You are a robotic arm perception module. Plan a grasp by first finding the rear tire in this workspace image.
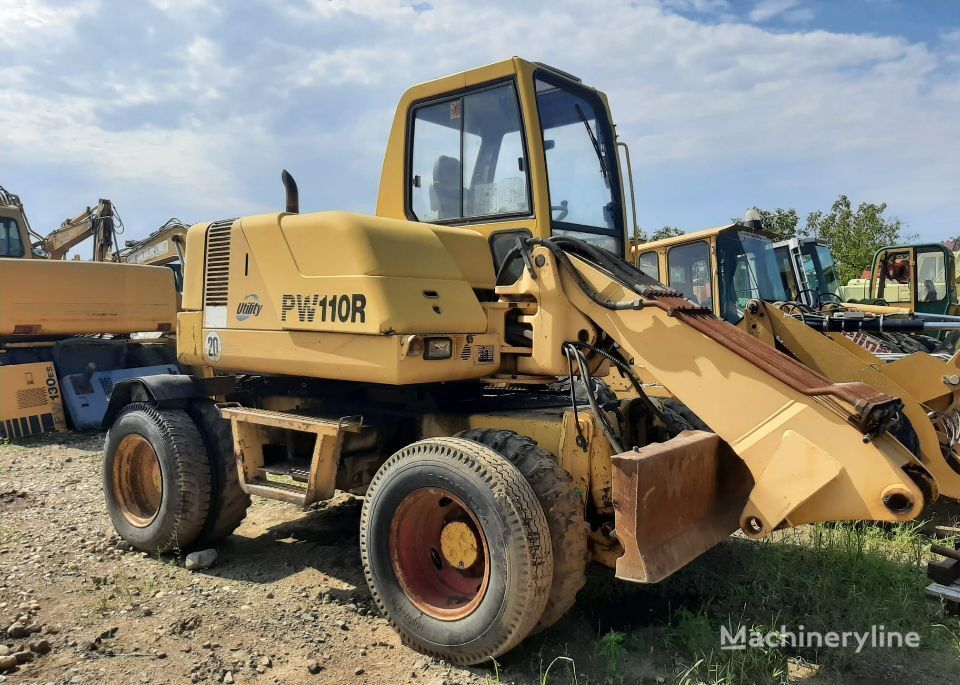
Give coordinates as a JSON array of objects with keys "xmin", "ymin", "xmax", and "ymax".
[
  {"xmin": 360, "ymin": 437, "xmax": 553, "ymax": 665},
  {"xmin": 104, "ymin": 404, "xmax": 211, "ymax": 553},
  {"xmin": 457, "ymin": 429, "xmax": 589, "ymax": 633},
  {"xmin": 189, "ymin": 400, "xmax": 251, "ymax": 545}
]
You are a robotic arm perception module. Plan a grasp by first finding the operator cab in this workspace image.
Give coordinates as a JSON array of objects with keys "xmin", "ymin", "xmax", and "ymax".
[
  {"xmin": 772, "ymin": 238, "xmax": 841, "ymax": 308},
  {"xmin": 633, "ymin": 223, "xmax": 787, "ymax": 323},
  {"xmin": 377, "ymin": 57, "xmax": 628, "ymax": 281},
  {"xmin": 0, "ymin": 186, "xmax": 30, "ymax": 259},
  {"xmin": 868, "ymin": 244, "xmax": 957, "ymax": 316}
]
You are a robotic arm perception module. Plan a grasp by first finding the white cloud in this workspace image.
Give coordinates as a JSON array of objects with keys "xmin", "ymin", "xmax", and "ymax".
[
  {"xmin": 748, "ymin": 0, "xmax": 803, "ymax": 23},
  {"xmin": 3, "ymin": 0, "xmax": 958, "ymax": 240},
  {"xmin": 149, "ymin": 0, "xmax": 217, "ymax": 13},
  {"xmin": 661, "ymin": 0, "xmax": 729, "ymax": 13},
  {"xmin": 0, "ymin": 0, "xmax": 97, "ymax": 47},
  {"xmin": 0, "ymin": 89, "xmax": 268, "ymax": 217},
  {"xmin": 295, "ymin": 47, "xmax": 412, "ymax": 88}
]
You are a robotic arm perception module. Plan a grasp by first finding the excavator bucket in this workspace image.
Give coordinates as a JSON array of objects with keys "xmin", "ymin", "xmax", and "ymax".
[{"xmin": 612, "ymin": 431, "xmax": 753, "ymax": 583}]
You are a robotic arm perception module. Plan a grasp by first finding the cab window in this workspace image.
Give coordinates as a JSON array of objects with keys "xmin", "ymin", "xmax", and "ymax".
[
  {"xmin": 876, "ymin": 250, "xmax": 913, "ymax": 305},
  {"xmin": 637, "ymin": 251, "xmax": 659, "ymax": 281},
  {"xmin": 774, "ymin": 247, "xmax": 799, "ymax": 300},
  {"xmin": 0, "ymin": 218, "xmax": 24, "ymax": 258},
  {"xmin": 668, "ymin": 241, "xmax": 712, "ymax": 310},
  {"xmin": 535, "ymin": 70, "xmax": 622, "ymax": 254},
  {"xmin": 917, "ymin": 249, "xmax": 948, "ymax": 303},
  {"xmin": 409, "ymin": 82, "xmax": 530, "ymax": 223}
]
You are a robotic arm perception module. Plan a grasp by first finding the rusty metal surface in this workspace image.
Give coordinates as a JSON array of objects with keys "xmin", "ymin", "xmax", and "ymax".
[
  {"xmin": 611, "ymin": 430, "xmax": 752, "ymax": 584},
  {"xmin": 221, "ymin": 406, "xmax": 357, "ymax": 508},
  {"xmin": 641, "ymin": 291, "xmax": 902, "ymax": 433}
]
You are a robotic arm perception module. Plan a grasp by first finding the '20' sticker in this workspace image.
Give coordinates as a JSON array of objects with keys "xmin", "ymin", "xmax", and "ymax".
[{"xmin": 205, "ymin": 331, "xmax": 222, "ymax": 362}]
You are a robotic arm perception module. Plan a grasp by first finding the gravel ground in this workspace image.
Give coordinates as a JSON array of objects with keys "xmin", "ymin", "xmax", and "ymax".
[
  {"xmin": 3, "ymin": 432, "xmax": 957, "ymax": 685},
  {"xmin": 0, "ymin": 432, "xmax": 627, "ymax": 685}
]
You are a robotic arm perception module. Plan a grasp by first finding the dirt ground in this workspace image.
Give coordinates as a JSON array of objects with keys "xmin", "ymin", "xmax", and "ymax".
[
  {"xmin": 0, "ymin": 432, "xmax": 636, "ymax": 685},
  {"xmin": 1, "ymin": 432, "xmax": 958, "ymax": 685}
]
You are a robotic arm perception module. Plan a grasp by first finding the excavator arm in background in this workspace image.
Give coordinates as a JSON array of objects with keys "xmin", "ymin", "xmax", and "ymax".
[
  {"xmin": 741, "ymin": 298, "xmax": 960, "ymax": 495},
  {"xmin": 33, "ymin": 199, "xmax": 116, "ymax": 261},
  {"xmin": 118, "ymin": 218, "xmax": 188, "ymax": 266}
]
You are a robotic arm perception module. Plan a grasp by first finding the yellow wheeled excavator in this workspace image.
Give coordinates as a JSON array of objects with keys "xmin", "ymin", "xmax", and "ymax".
[
  {"xmin": 0, "ymin": 185, "xmax": 178, "ymax": 436},
  {"xmin": 99, "ymin": 58, "xmax": 948, "ymax": 664}
]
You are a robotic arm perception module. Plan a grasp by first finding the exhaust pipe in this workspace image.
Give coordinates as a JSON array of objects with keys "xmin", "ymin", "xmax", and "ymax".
[{"xmin": 282, "ymin": 169, "xmax": 299, "ymax": 214}]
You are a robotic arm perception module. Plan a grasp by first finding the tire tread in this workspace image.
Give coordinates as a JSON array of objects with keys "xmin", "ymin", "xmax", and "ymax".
[
  {"xmin": 105, "ymin": 403, "xmax": 212, "ymax": 553},
  {"xmin": 458, "ymin": 429, "xmax": 589, "ymax": 633},
  {"xmin": 360, "ymin": 437, "xmax": 552, "ymax": 665}
]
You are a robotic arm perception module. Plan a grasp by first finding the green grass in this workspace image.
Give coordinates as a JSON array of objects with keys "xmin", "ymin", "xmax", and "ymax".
[
  {"xmin": 652, "ymin": 522, "xmax": 960, "ymax": 683},
  {"xmin": 595, "ymin": 630, "xmax": 628, "ymax": 680}
]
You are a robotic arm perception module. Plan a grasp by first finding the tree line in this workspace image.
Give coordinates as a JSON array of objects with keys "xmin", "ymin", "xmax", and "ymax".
[{"xmin": 635, "ymin": 195, "xmax": 913, "ymax": 283}]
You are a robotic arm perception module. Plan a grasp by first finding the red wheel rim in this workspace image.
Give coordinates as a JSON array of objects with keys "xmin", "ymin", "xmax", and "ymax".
[{"xmin": 390, "ymin": 487, "xmax": 490, "ymax": 621}]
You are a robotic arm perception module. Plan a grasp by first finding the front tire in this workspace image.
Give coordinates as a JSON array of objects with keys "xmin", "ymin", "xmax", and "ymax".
[
  {"xmin": 457, "ymin": 429, "xmax": 589, "ymax": 634},
  {"xmin": 360, "ymin": 437, "xmax": 553, "ymax": 665},
  {"xmin": 104, "ymin": 404, "xmax": 211, "ymax": 553}
]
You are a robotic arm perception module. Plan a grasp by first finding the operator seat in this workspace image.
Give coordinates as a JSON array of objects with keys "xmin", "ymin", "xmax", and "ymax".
[{"xmin": 430, "ymin": 155, "xmax": 460, "ymax": 220}]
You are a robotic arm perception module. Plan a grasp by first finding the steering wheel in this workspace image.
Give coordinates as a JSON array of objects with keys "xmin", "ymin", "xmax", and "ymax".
[
  {"xmin": 794, "ymin": 288, "xmax": 818, "ymax": 306},
  {"xmin": 817, "ymin": 292, "xmax": 843, "ymax": 305}
]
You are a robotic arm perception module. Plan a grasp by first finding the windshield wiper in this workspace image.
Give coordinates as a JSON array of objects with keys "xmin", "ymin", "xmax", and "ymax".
[{"xmin": 574, "ymin": 104, "xmax": 609, "ymax": 187}]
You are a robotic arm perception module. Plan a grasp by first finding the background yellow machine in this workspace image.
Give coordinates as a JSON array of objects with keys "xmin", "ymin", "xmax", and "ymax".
[
  {"xmin": 632, "ymin": 222, "xmax": 960, "ymax": 499},
  {"xmin": 0, "ymin": 185, "xmax": 179, "ymax": 435},
  {"xmin": 99, "ymin": 58, "xmax": 945, "ymax": 665}
]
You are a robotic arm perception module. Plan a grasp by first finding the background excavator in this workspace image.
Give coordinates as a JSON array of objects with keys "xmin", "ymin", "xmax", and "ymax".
[
  {"xmin": 0, "ymin": 185, "xmax": 178, "ymax": 437},
  {"xmin": 116, "ymin": 218, "xmax": 189, "ymax": 292},
  {"xmin": 631, "ymin": 219, "xmax": 960, "ymax": 505},
  {"xmin": 30, "ymin": 198, "xmax": 119, "ymax": 262},
  {"xmin": 97, "ymin": 57, "xmax": 955, "ymax": 664}
]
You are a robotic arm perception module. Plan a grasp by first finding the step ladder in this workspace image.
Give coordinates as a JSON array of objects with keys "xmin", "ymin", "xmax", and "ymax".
[{"xmin": 218, "ymin": 405, "xmax": 363, "ymax": 508}]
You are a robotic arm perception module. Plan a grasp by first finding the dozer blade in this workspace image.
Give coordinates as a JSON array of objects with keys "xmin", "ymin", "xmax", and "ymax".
[{"xmin": 612, "ymin": 430, "xmax": 753, "ymax": 584}]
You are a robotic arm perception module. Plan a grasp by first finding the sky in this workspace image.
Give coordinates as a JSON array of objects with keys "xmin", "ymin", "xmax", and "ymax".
[{"xmin": 2, "ymin": 0, "xmax": 958, "ymax": 251}]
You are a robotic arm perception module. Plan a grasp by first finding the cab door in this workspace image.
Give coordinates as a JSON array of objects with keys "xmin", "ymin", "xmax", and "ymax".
[
  {"xmin": 871, "ymin": 247, "xmax": 915, "ymax": 307},
  {"xmin": 405, "ymin": 78, "xmax": 535, "ymax": 280},
  {"xmin": 914, "ymin": 245, "xmax": 954, "ymax": 315}
]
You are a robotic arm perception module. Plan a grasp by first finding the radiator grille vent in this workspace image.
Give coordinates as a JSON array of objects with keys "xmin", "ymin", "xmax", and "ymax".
[
  {"xmin": 16, "ymin": 387, "xmax": 47, "ymax": 410},
  {"xmin": 203, "ymin": 219, "xmax": 236, "ymax": 307},
  {"xmin": 99, "ymin": 377, "xmax": 115, "ymax": 396}
]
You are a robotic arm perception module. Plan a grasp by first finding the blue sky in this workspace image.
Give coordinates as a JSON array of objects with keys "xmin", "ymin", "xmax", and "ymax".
[{"xmin": 2, "ymin": 0, "xmax": 958, "ymax": 249}]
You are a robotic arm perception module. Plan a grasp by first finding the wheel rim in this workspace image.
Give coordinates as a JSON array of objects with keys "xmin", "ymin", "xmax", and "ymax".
[
  {"xmin": 390, "ymin": 487, "xmax": 490, "ymax": 621},
  {"xmin": 113, "ymin": 434, "xmax": 163, "ymax": 528}
]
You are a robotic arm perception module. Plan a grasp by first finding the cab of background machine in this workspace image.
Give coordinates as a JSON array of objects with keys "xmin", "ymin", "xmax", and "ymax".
[
  {"xmin": 0, "ymin": 186, "xmax": 33, "ymax": 260},
  {"xmin": 772, "ymin": 237, "xmax": 841, "ymax": 308},
  {"xmin": 376, "ymin": 57, "xmax": 632, "ymax": 278},
  {"xmin": 858, "ymin": 244, "xmax": 959, "ymax": 316},
  {"xmin": 631, "ymin": 224, "xmax": 787, "ymax": 323}
]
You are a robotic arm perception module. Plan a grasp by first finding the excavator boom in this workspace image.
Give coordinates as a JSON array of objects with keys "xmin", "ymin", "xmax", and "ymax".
[
  {"xmin": 498, "ymin": 239, "xmax": 930, "ymax": 581},
  {"xmin": 35, "ymin": 199, "xmax": 116, "ymax": 261}
]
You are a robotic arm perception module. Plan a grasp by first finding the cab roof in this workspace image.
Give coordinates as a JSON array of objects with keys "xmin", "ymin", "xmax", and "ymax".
[{"xmin": 631, "ymin": 222, "xmax": 774, "ymax": 254}]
